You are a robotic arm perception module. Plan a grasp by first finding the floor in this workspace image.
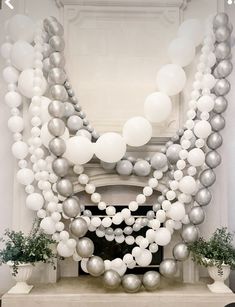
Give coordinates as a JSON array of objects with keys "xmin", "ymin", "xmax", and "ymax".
[{"xmin": 2, "ymin": 277, "xmax": 235, "ymax": 307}]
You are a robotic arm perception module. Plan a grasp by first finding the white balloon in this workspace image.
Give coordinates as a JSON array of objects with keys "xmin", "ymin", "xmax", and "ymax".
[
  {"xmin": 5, "ymin": 91, "xmax": 22, "ymax": 108},
  {"xmin": 8, "ymin": 116, "xmax": 24, "ymax": 133},
  {"xmin": 197, "ymin": 95, "xmax": 214, "ymax": 113},
  {"xmin": 40, "ymin": 123, "xmax": 69, "ymax": 148},
  {"xmin": 40, "ymin": 97, "xmax": 52, "ymax": 124},
  {"xmin": 8, "ymin": 14, "xmax": 35, "ymax": 43},
  {"xmin": 2, "ymin": 66, "xmax": 19, "ymax": 83},
  {"xmin": 168, "ymin": 201, "xmax": 185, "ymax": 221},
  {"xmin": 40, "ymin": 217, "xmax": 56, "ymax": 235},
  {"xmin": 11, "ymin": 41, "xmax": 34, "ymax": 71},
  {"xmin": 168, "ymin": 37, "xmax": 195, "ymax": 67},
  {"xmin": 179, "ymin": 176, "xmax": 197, "ymax": 195},
  {"xmin": 156, "ymin": 64, "xmax": 186, "ymax": 96},
  {"xmin": 187, "ymin": 148, "xmax": 205, "ymax": 167},
  {"xmin": 135, "ymin": 249, "xmax": 152, "ymax": 267},
  {"xmin": 18, "ymin": 69, "xmax": 47, "ymax": 98},
  {"xmin": 122, "ymin": 117, "xmax": 152, "ymax": 147},
  {"xmin": 177, "ymin": 19, "xmax": 203, "ymax": 47},
  {"xmin": 57, "ymin": 242, "xmax": 74, "ymax": 258},
  {"xmin": 76, "ymin": 129, "xmax": 92, "ymax": 141},
  {"xmin": 26, "ymin": 193, "xmax": 44, "ymax": 211},
  {"xmin": 194, "ymin": 120, "xmax": 212, "ymax": 139},
  {"xmin": 12, "ymin": 141, "xmax": 28, "ymax": 159},
  {"xmin": 64, "ymin": 136, "xmax": 94, "ymax": 165},
  {"xmin": 201, "ymin": 74, "xmax": 216, "ymax": 90},
  {"xmin": 1, "ymin": 42, "xmax": 12, "ymax": 59},
  {"xmin": 155, "ymin": 227, "xmax": 171, "ymax": 246},
  {"xmin": 95, "ymin": 132, "xmax": 126, "ymax": 163},
  {"xmin": 16, "ymin": 168, "xmax": 34, "ymax": 185},
  {"xmin": 144, "ymin": 92, "xmax": 172, "ymax": 123}
]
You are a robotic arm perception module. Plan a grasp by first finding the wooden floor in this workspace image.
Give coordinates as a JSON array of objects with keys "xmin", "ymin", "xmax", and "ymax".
[{"xmin": 2, "ymin": 277, "xmax": 235, "ymax": 307}]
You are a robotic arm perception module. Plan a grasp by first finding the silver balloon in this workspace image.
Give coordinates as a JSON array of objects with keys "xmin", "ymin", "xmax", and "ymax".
[
  {"xmin": 214, "ymin": 79, "xmax": 230, "ymax": 96},
  {"xmin": 76, "ymin": 237, "xmax": 94, "ymax": 258},
  {"xmin": 48, "ymin": 118, "xmax": 65, "ymax": 137},
  {"xmin": 116, "ymin": 160, "xmax": 133, "ymax": 176},
  {"xmin": 215, "ymin": 26, "xmax": 230, "ymax": 43},
  {"xmin": 200, "ymin": 169, "xmax": 216, "ymax": 187},
  {"xmin": 63, "ymin": 197, "xmax": 80, "ymax": 218},
  {"xmin": 159, "ymin": 259, "xmax": 177, "ymax": 278},
  {"xmin": 48, "ymin": 21, "xmax": 64, "ymax": 36},
  {"xmin": 64, "ymin": 102, "xmax": 75, "ymax": 117},
  {"xmin": 134, "ymin": 160, "xmax": 151, "ymax": 176},
  {"xmin": 173, "ymin": 243, "xmax": 189, "ymax": 261},
  {"xmin": 215, "ymin": 60, "xmax": 233, "ymax": 78},
  {"xmin": 150, "ymin": 152, "xmax": 167, "ymax": 170},
  {"xmin": 100, "ymin": 161, "xmax": 116, "ymax": 170},
  {"xmin": 103, "ymin": 270, "xmax": 121, "ymax": 290},
  {"xmin": 215, "ymin": 42, "xmax": 231, "ymax": 60},
  {"xmin": 213, "ymin": 13, "xmax": 229, "ymax": 28},
  {"xmin": 52, "ymin": 157, "xmax": 69, "ymax": 177},
  {"xmin": 70, "ymin": 217, "xmax": 88, "ymax": 238},
  {"xmin": 206, "ymin": 150, "xmax": 221, "ymax": 168},
  {"xmin": 195, "ymin": 188, "xmax": 212, "ymax": 206},
  {"xmin": 67, "ymin": 115, "xmax": 83, "ymax": 132},
  {"xmin": 142, "ymin": 271, "xmax": 160, "ymax": 291},
  {"xmin": 181, "ymin": 225, "xmax": 199, "ymax": 243},
  {"xmin": 166, "ymin": 144, "xmax": 181, "ymax": 164},
  {"xmin": 50, "ymin": 52, "xmax": 65, "ymax": 68},
  {"xmin": 49, "ymin": 137, "xmax": 66, "ymax": 156},
  {"xmin": 86, "ymin": 256, "xmax": 105, "ymax": 277},
  {"xmin": 207, "ymin": 132, "xmax": 223, "ymax": 150},
  {"xmin": 48, "ymin": 67, "xmax": 66, "ymax": 85},
  {"xmin": 48, "ymin": 100, "xmax": 65, "ymax": 118},
  {"xmin": 56, "ymin": 178, "xmax": 74, "ymax": 197},
  {"xmin": 50, "ymin": 85, "xmax": 68, "ymax": 102},
  {"xmin": 122, "ymin": 274, "xmax": 142, "ymax": 293},
  {"xmin": 210, "ymin": 114, "xmax": 225, "ymax": 132},
  {"xmin": 189, "ymin": 207, "xmax": 205, "ymax": 225},
  {"xmin": 76, "ymin": 129, "xmax": 92, "ymax": 140},
  {"xmin": 213, "ymin": 96, "xmax": 228, "ymax": 114},
  {"xmin": 49, "ymin": 35, "xmax": 65, "ymax": 52}
]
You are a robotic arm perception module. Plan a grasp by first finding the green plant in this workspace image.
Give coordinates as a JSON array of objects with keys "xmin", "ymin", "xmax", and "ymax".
[
  {"xmin": 188, "ymin": 227, "xmax": 235, "ymax": 275},
  {"xmin": 0, "ymin": 220, "xmax": 58, "ymax": 276}
]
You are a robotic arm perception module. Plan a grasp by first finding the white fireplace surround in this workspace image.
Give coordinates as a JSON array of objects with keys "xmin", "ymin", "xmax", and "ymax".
[{"xmin": 10, "ymin": 0, "xmax": 228, "ymax": 286}]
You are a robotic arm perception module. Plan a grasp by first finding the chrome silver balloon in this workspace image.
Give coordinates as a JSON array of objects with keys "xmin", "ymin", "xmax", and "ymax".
[
  {"xmin": 215, "ymin": 26, "xmax": 230, "ymax": 43},
  {"xmin": 181, "ymin": 225, "xmax": 199, "ymax": 243},
  {"xmin": 213, "ymin": 13, "xmax": 229, "ymax": 28},
  {"xmin": 67, "ymin": 115, "xmax": 83, "ymax": 132},
  {"xmin": 48, "ymin": 118, "xmax": 65, "ymax": 136},
  {"xmin": 70, "ymin": 217, "xmax": 88, "ymax": 238},
  {"xmin": 86, "ymin": 256, "xmax": 105, "ymax": 277},
  {"xmin": 166, "ymin": 144, "xmax": 181, "ymax": 164},
  {"xmin": 173, "ymin": 243, "xmax": 189, "ymax": 261},
  {"xmin": 134, "ymin": 160, "xmax": 151, "ymax": 176},
  {"xmin": 103, "ymin": 270, "xmax": 121, "ymax": 290},
  {"xmin": 142, "ymin": 271, "xmax": 161, "ymax": 291},
  {"xmin": 200, "ymin": 169, "xmax": 216, "ymax": 187},
  {"xmin": 215, "ymin": 60, "xmax": 233, "ymax": 78},
  {"xmin": 150, "ymin": 152, "xmax": 168, "ymax": 170},
  {"xmin": 207, "ymin": 132, "xmax": 223, "ymax": 150},
  {"xmin": 116, "ymin": 160, "xmax": 133, "ymax": 176},
  {"xmin": 189, "ymin": 207, "xmax": 205, "ymax": 225},
  {"xmin": 213, "ymin": 96, "xmax": 228, "ymax": 114},
  {"xmin": 206, "ymin": 150, "xmax": 221, "ymax": 168},
  {"xmin": 50, "ymin": 52, "xmax": 65, "ymax": 68},
  {"xmin": 48, "ymin": 100, "xmax": 65, "ymax": 118},
  {"xmin": 63, "ymin": 197, "xmax": 80, "ymax": 218},
  {"xmin": 210, "ymin": 114, "xmax": 225, "ymax": 132},
  {"xmin": 52, "ymin": 157, "xmax": 69, "ymax": 177},
  {"xmin": 122, "ymin": 274, "xmax": 142, "ymax": 293},
  {"xmin": 64, "ymin": 102, "xmax": 75, "ymax": 117},
  {"xmin": 214, "ymin": 79, "xmax": 230, "ymax": 96},
  {"xmin": 56, "ymin": 178, "xmax": 74, "ymax": 197},
  {"xmin": 76, "ymin": 237, "xmax": 94, "ymax": 258},
  {"xmin": 195, "ymin": 188, "xmax": 212, "ymax": 206},
  {"xmin": 48, "ymin": 21, "xmax": 64, "ymax": 36},
  {"xmin": 50, "ymin": 85, "xmax": 68, "ymax": 101},
  {"xmin": 49, "ymin": 137, "xmax": 66, "ymax": 156},
  {"xmin": 49, "ymin": 35, "xmax": 65, "ymax": 52},
  {"xmin": 215, "ymin": 42, "xmax": 231, "ymax": 60},
  {"xmin": 48, "ymin": 67, "xmax": 66, "ymax": 85},
  {"xmin": 159, "ymin": 259, "xmax": 177, "ymax": 278}
]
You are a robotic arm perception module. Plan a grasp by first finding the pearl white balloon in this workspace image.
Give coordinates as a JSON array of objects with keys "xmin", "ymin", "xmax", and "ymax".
[
  {"xmin": 40, "ymin": 123, "xmax": 69, "ymax": 148},
  {"xmin": 18, "ymin": 69, "xmax": 47, "ymax": 98},
  {"xmin": 179, "ymin": 176, "xmax": 197, "ymax": 195},
  {"xmin": 5, "ymin": 91, "xmax": 22, "ymax": 108},
  {"xmin": 12, "ymin": 141, "xmax": 28, "ymax": 159},
  {"xmin": 17, "ymin": 168, "xmax": 34, "ymax": 185},
  {"xmin": 194, "ymin": 120, "xmax": 212, "ymax": 139},
  {"xmin": 57, "ymin": 241, "xmax": 74, "ymax": 257},
  {"xmin": 8, "ymin": 116, "xmax": 24, "ymax": 133},
  {"xmin": 40, "ymin": 217, "xmax": 56, "ymax": 235},
  {"xmin": 95, "ymin": 132, "xmax": 126, "ymax": 163},
  {"xmin": 64, "ymin": 136, "xmax": 94, "ymax": 165},
  {"xmin": 135, "ymin": 249, "xmax": 152, "ymax": 267},
  {"xmin": 187, "ymin": 148, "xmax": 205, "ymax": 167},
  {"xmin": 156, "ymin": 64, "xmax": 186, "ymax": 96},
  {"xmin": 2, "ymin": 66, "xmax": 19, "ymax": 83},
  {"xmin": 26, "ymin": 193, "xmax": 44, "ymax": 211},
  {"xmin": 8, "ymin": 14, "xmax": 35, "ymax": 43},
  {"xmin": 11, "ymin": 41, "xmax": 34, "ymax": 71},
  {"xmin": 168, "ymin": 37, "xmax": 195, "ymax": 67},
  {"xmin": 168, "ymin": 202, "xmax": 186, "ymax": 221},
  {"xmin": 197, "ymin": 95, "xmax": 215, "ymax": 112},
  {"xmin": 144, "ymin": 92, "xmax": 172, "ymax": 123},
  {"xmin": 40, "ymin": 97, "xmax": 52, "ymax": 124},
  {"xmin": 155, "ymin": 227, "xmax": 171, "ymax": 246},
  {"xmin": 122, "ymin": 117, "xmax": 152, "ymax": 147},
  {"xmin": 177, "ymin": 19, "xmax": 203, "ymax": 47}
]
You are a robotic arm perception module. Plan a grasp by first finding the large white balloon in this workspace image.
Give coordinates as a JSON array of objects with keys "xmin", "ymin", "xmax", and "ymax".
[
  {"xmin": 177, "ymin": 19, "xmax": 203, "ymax": 47},
  {"xmin": 194, "ymin": 120, "xmax": 212, "ymax": 139},
  {"xmin": 197, "ymin": 95, "xmax": 215, "ymax": 112},
  {"xmin": 16, "ymin": 168, "xmax": 34, "ymax": 185},
  {"xmin": 40, "ymin": 217, "xmax": 56, "ymax": 235},
  {"xmin": 135, "ymin": 249, "xmax": 152, "ymax": 267},
  {"xmin": 187, "ymin": 148, "xmax": 205, "ymax": 167},
  {"xmin": 8, "ymin": 14, "xmax": 35, "ymax": 43},
  {"xmin": 168, "ymin": 37, "xmax": 195, "ymax": 67},
  {"xmin": 144, "ymin": 92, "xmax": 172, "ymax": 123},
  {"xmin": 57, "ymin": 242, "xmax": 74, "ymax": 258},
  {"xmin": 168, "ymin": 202, "xmax": 185, "ymax": 221},
  {"xmin": 11, "ymin": 41, "xmax": 34, "ymax": 71},
  {"xmin": 26, "ymin": 193, "xmax": 44, "ymax": 211},
  {"xmin": 179, "ymin": 176, "xmax": 197, "ymax": 195},
  {"xmin": 18, "ymin": 69, "xmax": 47, "ymax": 98},
  {"xmin": 156, "ymin": 64, "xmax": 186, "ymax": 96},
  {"xmin": 12, "ymin": 141, "xmax": 28, "ymax": 159},
  {"xmin": 155, "ymin": 227, "xmax": 171, "ymax": 246},
  {"xmin": 8, "ymin": 116, "xmax": 24, "ymax": 133},
  {"xmin": 122, "ymin": 117, "xmax": 152, "ymax": 147},
  {"xmin": 64, "ymin": 136, "xmax": 94, "ymax": 165},
  {"xmin": 40, "ymin": 123, "xmax": 69, "ymax": 148},
  {"xmin": 95, "ymin": 133, "xmax": 126, "ymax": 163}
]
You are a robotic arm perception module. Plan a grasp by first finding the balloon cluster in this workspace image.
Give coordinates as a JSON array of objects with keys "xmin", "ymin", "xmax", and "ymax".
[{"xmin": 1, "ymin": 12, "xmax": 232, "ymax": 292}]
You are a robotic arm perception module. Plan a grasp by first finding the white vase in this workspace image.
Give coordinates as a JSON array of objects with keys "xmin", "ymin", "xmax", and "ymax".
[
  {"xmin": 8, "ymin": 262, "xmax": 34, "ymax": 294},
  {"xmin": 207, "ymin": 264, "xmax": 232, "ymax": 293}
]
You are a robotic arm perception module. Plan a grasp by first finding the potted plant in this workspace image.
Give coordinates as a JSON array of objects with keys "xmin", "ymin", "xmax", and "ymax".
[
  {"xmin": 188, "ymin": 227, "xmax": 235, "ymax": 293},
  {"xmin": 0, "ymin": 220, "xmax": 57, "ymax": 294}
]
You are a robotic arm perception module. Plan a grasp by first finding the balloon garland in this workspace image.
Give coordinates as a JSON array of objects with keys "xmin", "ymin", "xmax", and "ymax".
[{"xmin": 1, "ymin": 12, "xmax": 233, "ymax": 292}]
